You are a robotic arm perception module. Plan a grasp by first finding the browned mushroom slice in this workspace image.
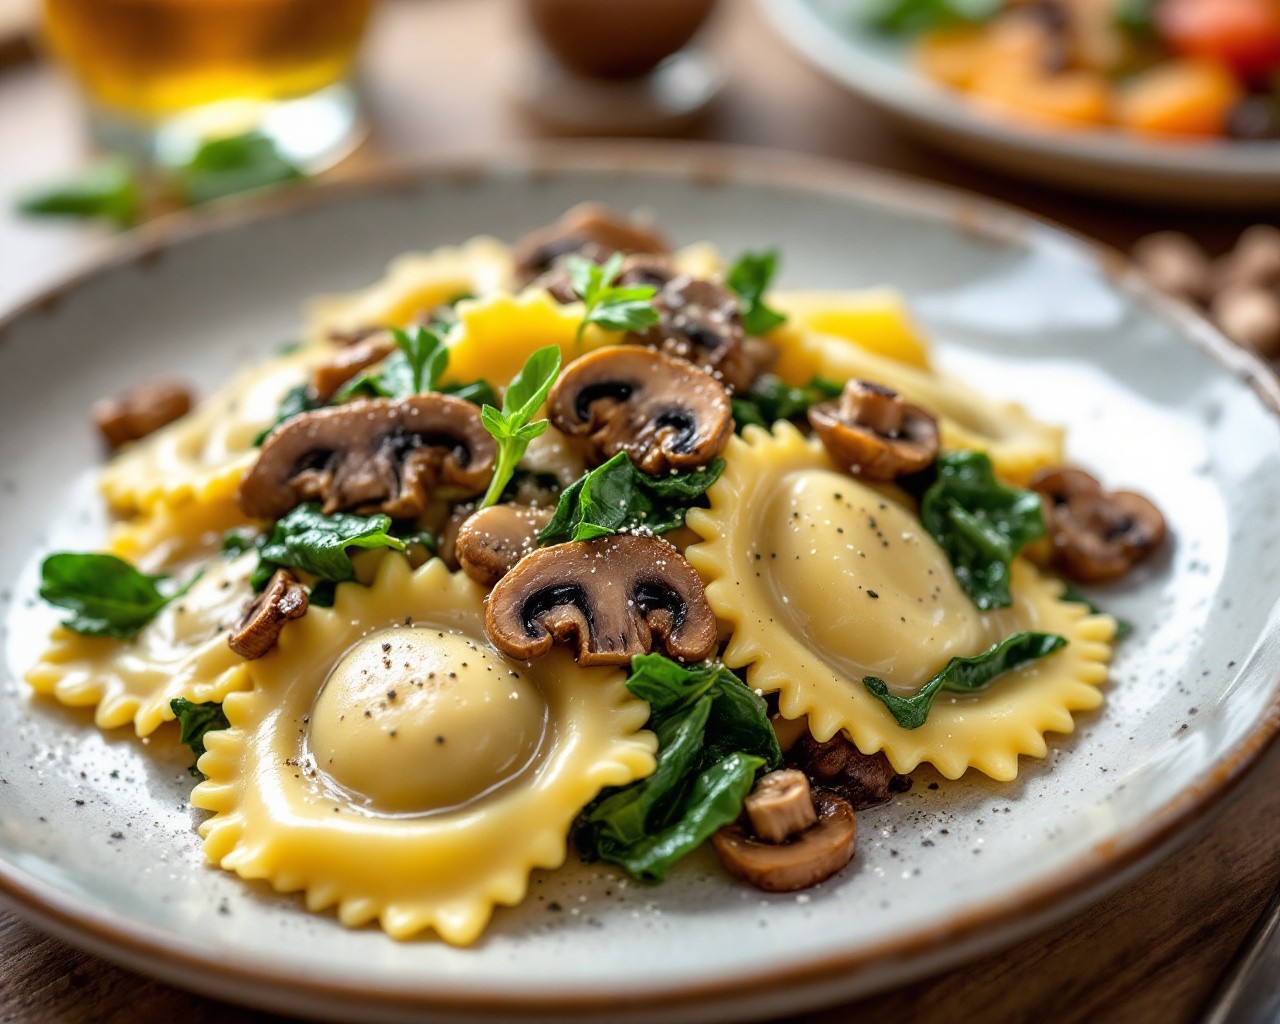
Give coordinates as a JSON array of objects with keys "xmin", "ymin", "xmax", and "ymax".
[
  {"xmin": 712, "ymin": 779, "xmax": 856, "ymax": 893},
  {"xmin": 547, "ymin": 346, "xmax": 733, "ymax": 475},
  {"xmin": 628, "ymin": 274, "xmax": 755, "ymax": 393},
  {"xmin": 310, "ymin": 332, "xmax": 397, "ymax": 403},
  {"xmin": 513, "ymin": 203, "xmax": 670, "ymax": 285},
  {"xmin": 237, "ymin": 394, "xmax": 497, "ymax": 521},
  {"xmin": 808, "ymin": 380, "xmax": 939, "ymax": 481},
  {"xmin": 485, "ymin": 534, "xmax": 717, "ymax": 667},
  {"xmin": 787, "ymin": 729, "xmax": 911, "ymax": 811},
  {"xmin": 1030, "ymin": 466, "xmax": 1166, "ymax": 584},
  {"xmin": 227, "ymin": 569, "xmax": 309, "ymax": 659},
  {"xmin": 92, "ymin": 377, "xmax": 193, "ymax": 449},
  {"xmin": 454, "ymin": 504, "xmax": 554, "ymax": 588}
]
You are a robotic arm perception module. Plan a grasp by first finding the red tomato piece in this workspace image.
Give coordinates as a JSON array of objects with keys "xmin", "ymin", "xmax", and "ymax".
[{"xmin": 1157, "ymin": 0, "xmax": 1280, "ymax": 82}]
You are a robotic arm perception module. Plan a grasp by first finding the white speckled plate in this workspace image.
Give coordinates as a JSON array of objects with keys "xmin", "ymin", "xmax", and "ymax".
[
  {"xmin": 2, "ymin": 145, "xmax": 1279, "ymax": 1024},
  {"xmin": 761, "ymin": 0, "xmax": 1280, "ymax": 207}
]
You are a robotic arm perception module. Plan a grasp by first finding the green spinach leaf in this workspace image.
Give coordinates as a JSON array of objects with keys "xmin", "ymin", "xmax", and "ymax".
[
  {"xmin": 170, "ymin": 697, "xmax": 230, "ymax": 777},
  {"xmin": 251, "ymin": 504, "xmax": 406, "ymax": 591},
  {"xmin": 575, "ymin": 655, "xmax": 781, "ymax": 882},
  {"xmin": 864, "ymin": 631, "xmax": 1067, "ymax": 729},
  {"xmin": 730, "ymin": 374, "xmax": 842, "ymax": 432},
  {"xmin": 332, "ymin": 324, "xmax": 448, "ymax": 402},
  {"xmin": 726, "ymin": 250, "xmax": 788, "ymax": 336},
  {"xmin": 39, "ymin": 553, "xmax": 185, "ymax": 639},
  {"xmin": 537, "ymin": 453, "xmax": 724, "ymax": 545},
  {"xmin": 439, "ymin": 378, "xmax": 498, "ymax": 407},
  {"xmin": 867, "ymin": 0, "xmax": 1001, "ymax": 34},
  {"xmin": 920, "ymin": 450, "xmax": 1045, "ymax": 610}
]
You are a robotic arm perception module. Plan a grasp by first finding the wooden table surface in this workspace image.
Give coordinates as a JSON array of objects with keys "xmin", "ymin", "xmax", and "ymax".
[{"xmin": 1, "ymin": 2, "xmax": 1277, "ymax": 1022}]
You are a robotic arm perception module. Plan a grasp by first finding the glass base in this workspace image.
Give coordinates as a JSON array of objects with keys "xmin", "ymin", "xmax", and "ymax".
[{"xmin": 89, "ymin": 80, "xmax": 366, "ymax": 174}]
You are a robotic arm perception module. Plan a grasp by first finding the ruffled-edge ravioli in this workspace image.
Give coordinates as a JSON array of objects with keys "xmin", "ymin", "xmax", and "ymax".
[
  {"xmin": 770, "ymin": 318, "xmax": 1062, "ymax": 483},
  {"xmin": 306, "ymin": 237, "xmax": 514, "ymax": 343},
  {"xmin": 685, "ymin": 423, "xmax": 1114, "ymax": 781},
  {"xmin": 193, "ymin": 556, "xmax": 657, "ymax": 945},
  {"xmin": 99, "ymin": 345, "xmax": 329, "ymax": 514},
  {"xmin": 26, "ymin": 498, "xmax": 253, "ymax": 736}
]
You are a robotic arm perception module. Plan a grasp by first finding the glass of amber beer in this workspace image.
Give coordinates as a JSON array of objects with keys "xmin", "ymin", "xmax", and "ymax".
[{"xmin": 42, "ymin": 0, "xmax": 374, "ymax": 169}]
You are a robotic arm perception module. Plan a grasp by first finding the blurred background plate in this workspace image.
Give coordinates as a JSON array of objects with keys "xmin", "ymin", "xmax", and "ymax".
[
  {"xmin": 761, "ymin": 0, "xmax": 1280, "ymax": 207},
  {"xmin": 2, "ymin": 145, "xmax": 1280, "ymax": 1023}
]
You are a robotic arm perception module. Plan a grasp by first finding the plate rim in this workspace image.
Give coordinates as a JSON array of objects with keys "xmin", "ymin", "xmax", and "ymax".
[
  {"xmin": 760, "ymin": 0, "xmax": 1280, "ymax": 180},
  {"xmin": 2, "ymin": 140, "xmax": 1279, "ymax": 1017}
]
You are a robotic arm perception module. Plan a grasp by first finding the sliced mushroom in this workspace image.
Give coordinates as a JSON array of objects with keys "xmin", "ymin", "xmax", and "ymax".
[
  {"xmin": 712, "ymin": 781, "xmax": 856, "ymax": 893},
  {"xmin": 92, "ymin": 377, "xmax": 193, "ymax": 449},
  {"xmin": 744, "ymin": 769, "xmax": 818, "ymax": 844},
  {"xmin": 237, "ymin": 394, "xmax": 497, "ymax": 521},
  {"xmin": 310, "ymin": 332, "xmax": 398, "ymax": 403},
  {"xmin": 808, "ymin": 380, "xmax": 939, "ymax": 481},
  {"xmin": 547, "ymin": 346, "xmax": 733, "ymax": 474},
  {"xmin": 628, "ymin": 273, "xmax": 755, "ymax": 393},
  {"xmin": 513, "ymin": 203, "xmax": 670, "ymax": 285},
  {"xmin": 787, "ymin": 729, "xmax": 911, "ymax": 811},
  {"xmin": 227, "ymin": 569, "xmax": 309, "ymax": 659},
  {"xmin": 485, "ymin": 534, "xmax": 717, "ymax": 666},
  {"xmin": 1030, "ymin": 466, "xmax": 1166, "ymax": 583},
  {"xmin": 454, "ymin": 504, "xmax": 554, "ymax": 588}
]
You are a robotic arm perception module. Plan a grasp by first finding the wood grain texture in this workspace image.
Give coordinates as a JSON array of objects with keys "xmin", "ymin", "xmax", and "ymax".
[{"xmin": 1, "ymin": 1, "xmax": 1277, "ymax": 1021}]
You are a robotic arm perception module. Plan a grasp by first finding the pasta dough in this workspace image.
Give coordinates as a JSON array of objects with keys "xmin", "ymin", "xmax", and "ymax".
[
  {"xmin": 685, "ymin": 423, "xmax": 1114, "ymax": 781},
  {"xmin": 194, "ymin": 556, "xmax": 656, "ymax": 944}
]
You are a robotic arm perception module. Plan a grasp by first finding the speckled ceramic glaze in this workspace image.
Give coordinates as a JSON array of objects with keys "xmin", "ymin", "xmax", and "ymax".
[
  {"xmin": 1, "ymin": 146, "xmax": 1279, "ymax": 1024},
  {"xmin": 762, "ymin": 0, "xmax": 1280, "ymax": 207}
]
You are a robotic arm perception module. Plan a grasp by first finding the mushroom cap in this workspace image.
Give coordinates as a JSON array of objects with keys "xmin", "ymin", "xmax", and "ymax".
[
  {"xmin": 513, "ymin": 203, "xmax": 670, "ymax": 285},
  {"xmin": 238, "ymin": 394, "xmax": 497, "ymax": 521},
  {"xmin": 1030, "ymin": 466, "xmax": 1167, "ymax": 583},
  {"xmin": 227, "ymin": 569, "xmax": 309, "ymax": 660},
  {"xmin": 484, "ymin": 533, "xmax": 717, "ymax": 667},
  {"xmin": 628, "ymin": 273, "xmax": 754, "ymax": 393},
  {"xmin": 454, "ymin": 504, "xmax": 554, "ymax": 588},
  {"xmin": 787, "ymin": 729, "xmax": 911, "ymax": 811},
  {"xmin": 92, "ymin": 377, "xmax": 193, "ymax": 449},
  {"xmin": 808, "ymin": 380, "xmax": 939, "ymax": 481},
  {"xmin": 547, "ymin": 346, "xmax": 733, "ymax": 475},
  {"xmin": 712, "ymin": 789, "xmax": 857, "ymax": 893}
]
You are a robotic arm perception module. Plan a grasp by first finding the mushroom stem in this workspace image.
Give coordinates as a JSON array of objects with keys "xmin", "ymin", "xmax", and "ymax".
[{"xmin": 745, "ymin": 770, "xmax": 818, "ymax": 844}]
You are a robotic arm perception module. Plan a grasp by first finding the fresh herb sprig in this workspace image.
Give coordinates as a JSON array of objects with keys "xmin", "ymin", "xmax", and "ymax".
[
  {"xmin": 478, "ymin": 346, "xmax": 562, "ymax": 508},
  {"xmin": 575, "ymin": 655, "xmax": 782, "ymax": 882},
  {"xmin": 864, "ymin": 631, "xmax": 1068, "ymax": 729},
  {"xmin": 334, "ymin": 324, "xmax": 448, "ymax": 402},
  {"xmin": 565, "ymin": 253, "xmax": 660, "ymax": 344},
  {"xmin": 170, "ymin": 697, "xmax": 230, "ymax": 777},
  {"xmin": 726, "ymin": 250, "xmax": 788, "ymax": 336},
  {"xmin": 538, "ymin": 453, "xmax": 724, "ymax": 545},
  {"xmin": 920, "ymin": 450, "xmax": 1046, "ymax": 611},
  {"xmin": 39, "ymin": 553, "xmax": 196, "ymax": 639},
  {"xmin": 16, "ymin": 156, "xmax": 141, "ymax": 228}
]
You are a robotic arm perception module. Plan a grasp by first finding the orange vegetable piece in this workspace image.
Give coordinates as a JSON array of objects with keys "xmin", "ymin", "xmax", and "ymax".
[
  {"xmin": 1116, "ymin": 59, "xmax": 1243, "ymax": 137},
  {"xmin": 969, "ymin": 65, "xmax": 1113, "ymax": 129},
  {"xmin": 913, "ymin": 27, "xmax": 992, "ymax": 89}
]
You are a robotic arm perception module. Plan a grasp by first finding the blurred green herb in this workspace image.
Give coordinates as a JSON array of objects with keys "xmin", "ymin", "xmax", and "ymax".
[
  {"xmin": 867, "ymin": 0, "xmax": 1001, "ymax": 34},
  {"xmin": 726, "ymin": 250, "xmax": 788, "ymax": 336},
  {"xmin": 175, "ymin": 131, "xmax": 303, "ymax": 206},
  {"xmin": 17, "ymin": 156, "xmax": 141, "ymax": 228}
]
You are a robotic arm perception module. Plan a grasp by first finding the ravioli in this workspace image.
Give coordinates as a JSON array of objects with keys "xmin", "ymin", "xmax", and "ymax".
[
  {"xmin": 771, "ymin": 321, "xmax": 1062, "ymax": 482},
  {"xmin": 307, "ymin": 236, "xmax": 515, "ymax": 343},
  {"xmin": 193, "ymin": 556, "xmax": 656, "ymax": 945},
  {"xmin": 685, "ymin": 423, "xmax": 1114, "ymax": 781},
  {"xmin": 99, "ymin": 345, "xmax": 328, "ymax": 514},
  {"xmin": 26, "ymin": 498, "xmax": 254, "ymax": 735},
  {"xmin": 771, "ymin": 287, "xmax": 933, "ymax": 369}
]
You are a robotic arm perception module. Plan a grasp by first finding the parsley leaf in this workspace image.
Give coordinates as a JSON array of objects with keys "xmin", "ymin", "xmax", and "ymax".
[
  {"xmin": 16, "ymin": 156, "xmax": 141, "ymax": 228},
  {"xmin": 574, "ymin": 655, "xmax": 781, "ymax": 882},
  {"xmin": 730, "ymin": 374, "xmax": 842, "ymax": 432},
  {"xmin": 333, "ymin": 324, "xmax": 449, "ymax": 402},
  {"xmin": 170, "ymin": 698, "xmax": 230, "ymax": 777},
  {"xmin": 39, "ymin": 553, "xmax": 189, "ymax": 639},
  {"xmin": 175, "ymin": 131, "xmax": 304, "ymax": 206},
  {"xmin": 726, "ymin": 250, "xmax": 788, "ymax": 336},
  {"xmin": 565, "ymin": 253, "xmax": 660, "ymax": 344},
  {"xmin": 538, "ymin": 453, "xmax": 724, "ymax": 545},
  {"xmin": 920, "ymin": 451, "xmax": 1046, "ymax": 611},
  {"xmin": 439, "ymin": 379, "xmax": 498, "ymax": 407},
  {"xmin": 478, "ymin": 346, "xmax": 562, "ymax": 508},
  {"xmin": 250, "ymin": 504, "xmax": 406, "ymax": 591},
  {"xmin": 865, "ymin": 631, "xmax": 1068, "ymax": 729}
]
